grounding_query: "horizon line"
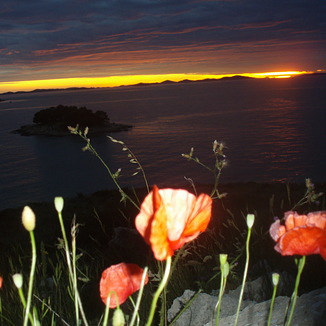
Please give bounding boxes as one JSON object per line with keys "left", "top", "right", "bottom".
{"left": 0, "top": 70, "right": 323, "bottom": 94}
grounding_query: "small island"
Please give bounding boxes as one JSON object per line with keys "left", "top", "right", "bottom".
{"left": 13, "top": 104, "right": 132, "bottom": 136}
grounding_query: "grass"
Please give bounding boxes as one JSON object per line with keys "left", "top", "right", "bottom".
{"left": 0, "top": 132, "right": 325, "bottom": 325}
{"left": 0, "top": 183, "right": 324, "bottom": 325}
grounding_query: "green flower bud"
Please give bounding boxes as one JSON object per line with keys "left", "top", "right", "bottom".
{"left": 54, "top": 197, "right": 64, "bottom": 213}
{"left": 272, "top": 273, "right": 280, "bottom": 286}
{"left": 223, "top": 262, "right": 230, "bottom": 277}
{"left": 219, "top": 254, "right": 228, "bottom": 267}
{"left": 22, "top": 206, "right": 36, "bottom": 231}
{"left": 112, "top": 308, "right": 125, "bottom": 326}
{"left": 12, "top": 273, "right": 23, "bottom": 289}
{"left": 246, "top": 214, "right": 255, "bottom": 229}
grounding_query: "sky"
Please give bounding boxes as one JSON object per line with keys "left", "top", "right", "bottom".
{"left": 0, "top": 0, "right": 325, "bottom": 92}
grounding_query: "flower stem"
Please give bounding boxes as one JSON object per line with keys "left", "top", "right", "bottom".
{"left": 102, "top": 298, "right": 111, "bottom": 326}
{"left": 72, "top": 130, "right": 140, "bottom": 210}
{"left": 267, "top": 273, "right": 280, "bottom": 326}
{"left": 215, "top": 271, "right": 226, "bottom": 325}
{"left": 56, "top": 202, "right": 89, "bottom": 326}
{"left": 145, "top": 257, "right": 172, "bottom": 326}
{"left": 215, "top": 255, "right": 229, "bottom": 326}
{"left": 233, "top": 219, "right": 253, "bottom": 326}
{"left": 23, "top": 230, "right": 37, "bottom": 326}
{"left": 285, "top": 256, "right": 306, "bottom": 326}
{"left": 129, "top": 267, "right": 149, "bottom": 326}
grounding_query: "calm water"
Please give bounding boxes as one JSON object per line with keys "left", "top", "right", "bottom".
{"left": 1, "top": 76, "right": 326, "bottom": 210}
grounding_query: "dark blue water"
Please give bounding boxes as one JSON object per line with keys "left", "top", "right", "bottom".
{"left": 1, "top": 76, "right": 325, "bottom": 210}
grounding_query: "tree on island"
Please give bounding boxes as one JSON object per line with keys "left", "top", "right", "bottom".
{"left": 13, "top": 104, "right": 132, "bottom": 136}
{"left": 33, "top": 105, "right": 110, "bottom": 129}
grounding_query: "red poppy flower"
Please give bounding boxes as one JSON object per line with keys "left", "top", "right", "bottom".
{"left": 135, "top": 185, "right": 212, "bottom": 261}
{"left": 270, "top": 211, "right": 326, "bottom": 259}
{"left": 99, "top": 263, "right": 148, "bottom": 308}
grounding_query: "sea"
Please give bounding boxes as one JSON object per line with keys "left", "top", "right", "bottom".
{"left": 1, "top": 75, "right": 326, "bottom": 211}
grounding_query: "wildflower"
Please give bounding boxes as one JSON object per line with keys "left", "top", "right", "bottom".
{"left": 22, "top": 206, "right": 36, "bottom": 231}
{"left": 269, "top": 211, "right": 326, "bottom": 259}
{"left": 135, "top": 185, "right": 212, "bottom": 260}
{"left": 12, "top": 273, "right": 23, "bottom": 289}
{"left": 99, "top": 263, "right": 148, "bottom": 308}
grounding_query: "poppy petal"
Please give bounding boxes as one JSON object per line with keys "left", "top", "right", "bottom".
{"left": 160, "top": 189, "right": 196, "bottom": 241}
{"left": 270, "top": 211, "right": 326, "bottom": 260}
{"left": 269, "top": 219, "right": 286, "bottom": 242}
{"left": 135, "top": 186, "right": 213, "bottom": 261}
{"left": 99, "top": 263, "right": 148, "bottom": 308}
{"left": 307, "top": 211, "right": 326, "bottom": 230}
{"left": 149, "top": 190, "right": 173, "bottom": 260}
{"left": 182, "top": 193, "right": 212, "bottom": 237}
{"left": 279, "top": 227, "right": 326, "bottom": 258}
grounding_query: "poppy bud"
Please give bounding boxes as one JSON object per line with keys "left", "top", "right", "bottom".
{"left": 54, "top": 197, "right": 64, "bottom": 213}
{"left": 112, "top": 308, "right": 125, "bottom": 326}
{"left": 22, "top": 206, "right": 36, "bottom": 231}
{"left": 246, "top": 214, "right": 255, "bottom": 229}
{"left": 272, "top": 273, "right": 280, "bottom": 286}
{"left": 219, "top": 254, "right": 228, "bottom": 267}
{"left": 12, "top": 273, "right": 23, "bottom": 289}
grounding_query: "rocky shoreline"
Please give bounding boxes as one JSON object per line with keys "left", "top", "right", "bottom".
{"left": 12, "top": 121, "right": 132, "bottom": 136}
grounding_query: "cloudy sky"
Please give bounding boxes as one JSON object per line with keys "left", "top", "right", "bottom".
{"left": 0, "top": 0, "right": 325, "bottom": 91}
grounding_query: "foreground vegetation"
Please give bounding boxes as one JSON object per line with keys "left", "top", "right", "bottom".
{"left": 0, "top": 129, "right": 325, "bottom": 325}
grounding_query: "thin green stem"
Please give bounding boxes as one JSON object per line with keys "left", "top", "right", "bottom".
{"left": 108, "top": 136, "right": 150, "bottom": 194}
{"left": 57, "top": 211, "right": 72, "bottom": 275}
{"left": 102, "top": 298, "right": 111, "bottom": 326}
{"left": 215, "top": 257, "right": 229, "bottom": 326}
{"left": 23, "top": 230, "right": 37, "bottom": 326}
{"left": 17, "top": 288, "right": 27, "bottom": 308}
{"left": 33, "top": 295, "right": 70, "bottom": 326}
{"left": 73, "top": 130, "right": 140, "bottom": 209}
{"left": 17, "top": 287, "right": 34, "bottom": 325}
{"left": 129, "top": 267, "right": 149, "bottom": 326}
{"left": 57, "top": 209, "right": 89, "bottom": 326}
{"left": 215, "top": 272, "right": 225, "bottom": 326}
{"left": 145, "top": 257, "right": 172, "bottom": 326}
{"left": 233, "top": 227, "right": 252, "bottom": 326}
{"left": 267, "top": 278, "right": 279, "bottom": 326}
{"left": 210, "top": 164, "right": 223, "bottom": 199}
{"left": 71, "top": 221, "right": 79, "bottom": 325}
{"left": 285, "top": 256, "right": 306, "bottom": 326}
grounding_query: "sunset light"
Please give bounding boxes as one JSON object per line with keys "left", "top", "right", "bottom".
{"left": 0, "top": 71, "right": 313, "bottom": 93}
{"left": 1, "top": 1, "right": 324, "bottom": 95}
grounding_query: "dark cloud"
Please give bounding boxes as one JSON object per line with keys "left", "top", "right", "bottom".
{"left": 0, "top": 0, "right": 325, "bottom": 82}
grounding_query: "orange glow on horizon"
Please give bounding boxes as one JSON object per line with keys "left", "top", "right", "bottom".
{"left": 0, "top": 70, "right": 315, "bottom": 93}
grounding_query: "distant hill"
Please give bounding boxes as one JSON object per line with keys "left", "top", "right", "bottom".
{"left": 1, "top": 72, "right": 325, "bottom": 96}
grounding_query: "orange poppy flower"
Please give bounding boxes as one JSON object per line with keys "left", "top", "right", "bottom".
{"left": 99, "top": 263, "right": 148, "bottom": 308}
{"left": 135, "top": 185, "right": 213, "bottom": 261}
{"left": 269, "top": 211, "right": 326, "bottom": 259}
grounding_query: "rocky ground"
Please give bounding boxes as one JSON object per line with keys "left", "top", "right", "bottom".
{"left": 168, "top": 278, "right": 326, "bottom": 326}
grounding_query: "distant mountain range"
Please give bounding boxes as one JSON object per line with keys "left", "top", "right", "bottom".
{"left": 1, "top": 72, "right": 325, "bottom": 96}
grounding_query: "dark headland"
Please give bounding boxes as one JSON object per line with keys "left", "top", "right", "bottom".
{"left": 12, "top": 104, "right": 132, "bottom": 136}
